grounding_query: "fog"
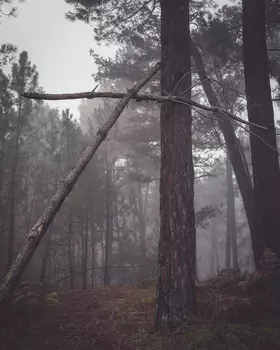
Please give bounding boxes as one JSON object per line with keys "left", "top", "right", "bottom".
{"left": 1, "top": 0, "right": 278, "bottom": 292}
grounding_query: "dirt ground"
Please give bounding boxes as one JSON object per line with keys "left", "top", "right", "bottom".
{"left": 0, "top": 285, "right": 155, "bottom": 350}
{"left": 2, "top": 272, "right": 280, "bottom": 350}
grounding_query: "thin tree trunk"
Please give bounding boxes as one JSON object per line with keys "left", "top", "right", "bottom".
{"left": 82, "top": 202, "right": 89, "bottom": 289}
{"left": 242, "top": 0, "right": 280, "bottom": 264}
{"left": 0, "top": 62, "right": 160, "bottom": 307}
{"left": 210, "top": 228, "right": 217, "bottom": 276}
{"left": 7, "top": 99, "right": 22, "bottom": 271}
{"left": 136, "top": 181, "right": 146, "bottom": 261}
{"left": 91, "top": 228, "right": 95, "bottom": 288}
{"left": 40, "top": 224, "right": 54, "bottom": 283}
{"left": 155, "top": 0, "right": 196, "bottom": 332}
{"left": 226, "top": 156, "right": 239, "bottom": 269}
{"left": 68, "top": 217, "right": 75, "bottom": 290}
{"left": 104, "top": 141, "right": 114, "bottom": 286}
{"left": 226, "top": 155, "right": 234, "bottom": 269}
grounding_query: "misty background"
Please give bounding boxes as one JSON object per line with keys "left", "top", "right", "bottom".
{"left": 1, "top": 0, "right": 280, "bottom": 290}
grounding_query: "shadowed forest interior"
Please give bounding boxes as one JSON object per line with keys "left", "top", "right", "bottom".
{"left": 1, "top": 0, "right": 280, "bottom": 349}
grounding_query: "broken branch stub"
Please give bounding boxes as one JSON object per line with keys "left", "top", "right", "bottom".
{"left": 0, "top": 61, "right": 161, "bottom": 308}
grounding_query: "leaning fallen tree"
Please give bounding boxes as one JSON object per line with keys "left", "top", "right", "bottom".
{"left": 0, "top": 62, "right": 161, "bottom": 308}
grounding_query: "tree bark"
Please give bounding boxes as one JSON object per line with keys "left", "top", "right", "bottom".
{"left": 242, "top": 0, "right": 280, "bottom": 264}
{"left": 0, "top": 62, "right": 160, "bottom": 308}
{"left": 155, "top": 0, "right": 196, "bottom": 332}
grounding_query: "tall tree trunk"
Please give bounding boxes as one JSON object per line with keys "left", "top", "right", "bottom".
{"left": 91, "top": 232, "right": 95, "bottom": 288}
{"left": 210, "top": 226, "right": 217, "bottom": 276}
{"left": 7, "top": 100, "right": 22, "bottom": 271}
{"left": 242, "top": 0, "right": 280, "bottom": 265}
{"left": 155, "top": 0, "right": 196, "bottom": 332}
{"left": 226, "top": 154, "right": 239, "bottom": 269}
{"left": 136, "top": 181, "right": 147, "bottom": 281}
{"left": 226, "top": 156, "right": 239, "bottom": 269}
{"left": 82, "top": 203, "right": 89, "bottom": 289}
{"left": 191, "top": 41, "right": 255, "bottom": 261}
{"left": 40, "top": 224, "right": 54, "bottom": 283}
{"left": 67, "top": 217, "right": 75, "bottom": 290}
{"left": 104, "top": 140, "right": 114, "bottom": 286}
{"left": 136, "top": 181, "right": 146, "bottom": 261}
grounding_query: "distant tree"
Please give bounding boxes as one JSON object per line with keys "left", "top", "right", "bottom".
{"left": 6, "top": 51, "right": 40, "bottom": 271}
{"left": 225, "top": 154, "right": 238, "bottom": 269}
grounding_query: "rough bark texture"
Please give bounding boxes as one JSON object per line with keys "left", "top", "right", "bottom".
{"left": 155, "top": 0, "right": 196, "bottom": 332}
{"left": 242, "top": 0, "right": 280, "bottom": 264}
{"left": 0, "top": 62, "right": 160, "bottom": 308}
{"left": 226, "top": 155, "right": 238, "bottom": 269}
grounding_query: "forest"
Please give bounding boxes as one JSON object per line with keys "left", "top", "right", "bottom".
{"left": 1, "top": 0, "right": 280, "bottom": 349}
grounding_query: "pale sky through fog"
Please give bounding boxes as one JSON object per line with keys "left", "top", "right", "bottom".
{"left": 0, "top": 0, "right": 244, "bottom": 117}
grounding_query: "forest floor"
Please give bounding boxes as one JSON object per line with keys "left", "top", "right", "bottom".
{"left": 2, "top": 271, "right": 280, "bottom": 350}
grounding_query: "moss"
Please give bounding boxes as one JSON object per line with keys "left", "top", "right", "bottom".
{"left": 44, "top": 292, "right": 59, "bottom": 304}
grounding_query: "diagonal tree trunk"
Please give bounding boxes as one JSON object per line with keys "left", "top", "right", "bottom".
{"left": 191, "top": 41, "right": 256, "bottom": 264}
{"left": 0, "top": 62, "right": 160, "bottom": 308}
{"left": 155, "top": 0, "right": 196, "bottom": 332}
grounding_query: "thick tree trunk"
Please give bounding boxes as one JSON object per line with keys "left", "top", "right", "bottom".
{"left": 242, "top": 0, "right": 280, "bottom": 264}
{"left": 155, "top": 0, "right": 196, "bottom": 332}
{"left": 191, "top": 41, "right": 255, "bottom": 260}
{"left": 0, "top": 62, "right": 160, "bottom": 308}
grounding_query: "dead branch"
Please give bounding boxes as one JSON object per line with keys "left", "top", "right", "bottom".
{"left": 22, "top": 90, "right": 267, "bottom": 131}
{"left": 0, "top": 62, "right": 161, "bottom": 309}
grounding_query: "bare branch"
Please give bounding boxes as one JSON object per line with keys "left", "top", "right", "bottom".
{"left": 0, "top": 62, "right": 161, "bottom": 309}
{"left": 23, "top": 90, "right": 267, "bottom": 131}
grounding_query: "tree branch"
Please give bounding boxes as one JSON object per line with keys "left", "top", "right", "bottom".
{"left": 0, "top": 62, "right": 161, "bottom": 309}
{"left": 22, "top": 90, "right": 267, "bottom": 131}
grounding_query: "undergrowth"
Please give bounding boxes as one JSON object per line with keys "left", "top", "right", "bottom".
{"left": 2, "top": 269, "right": 280, "bottom": 350}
